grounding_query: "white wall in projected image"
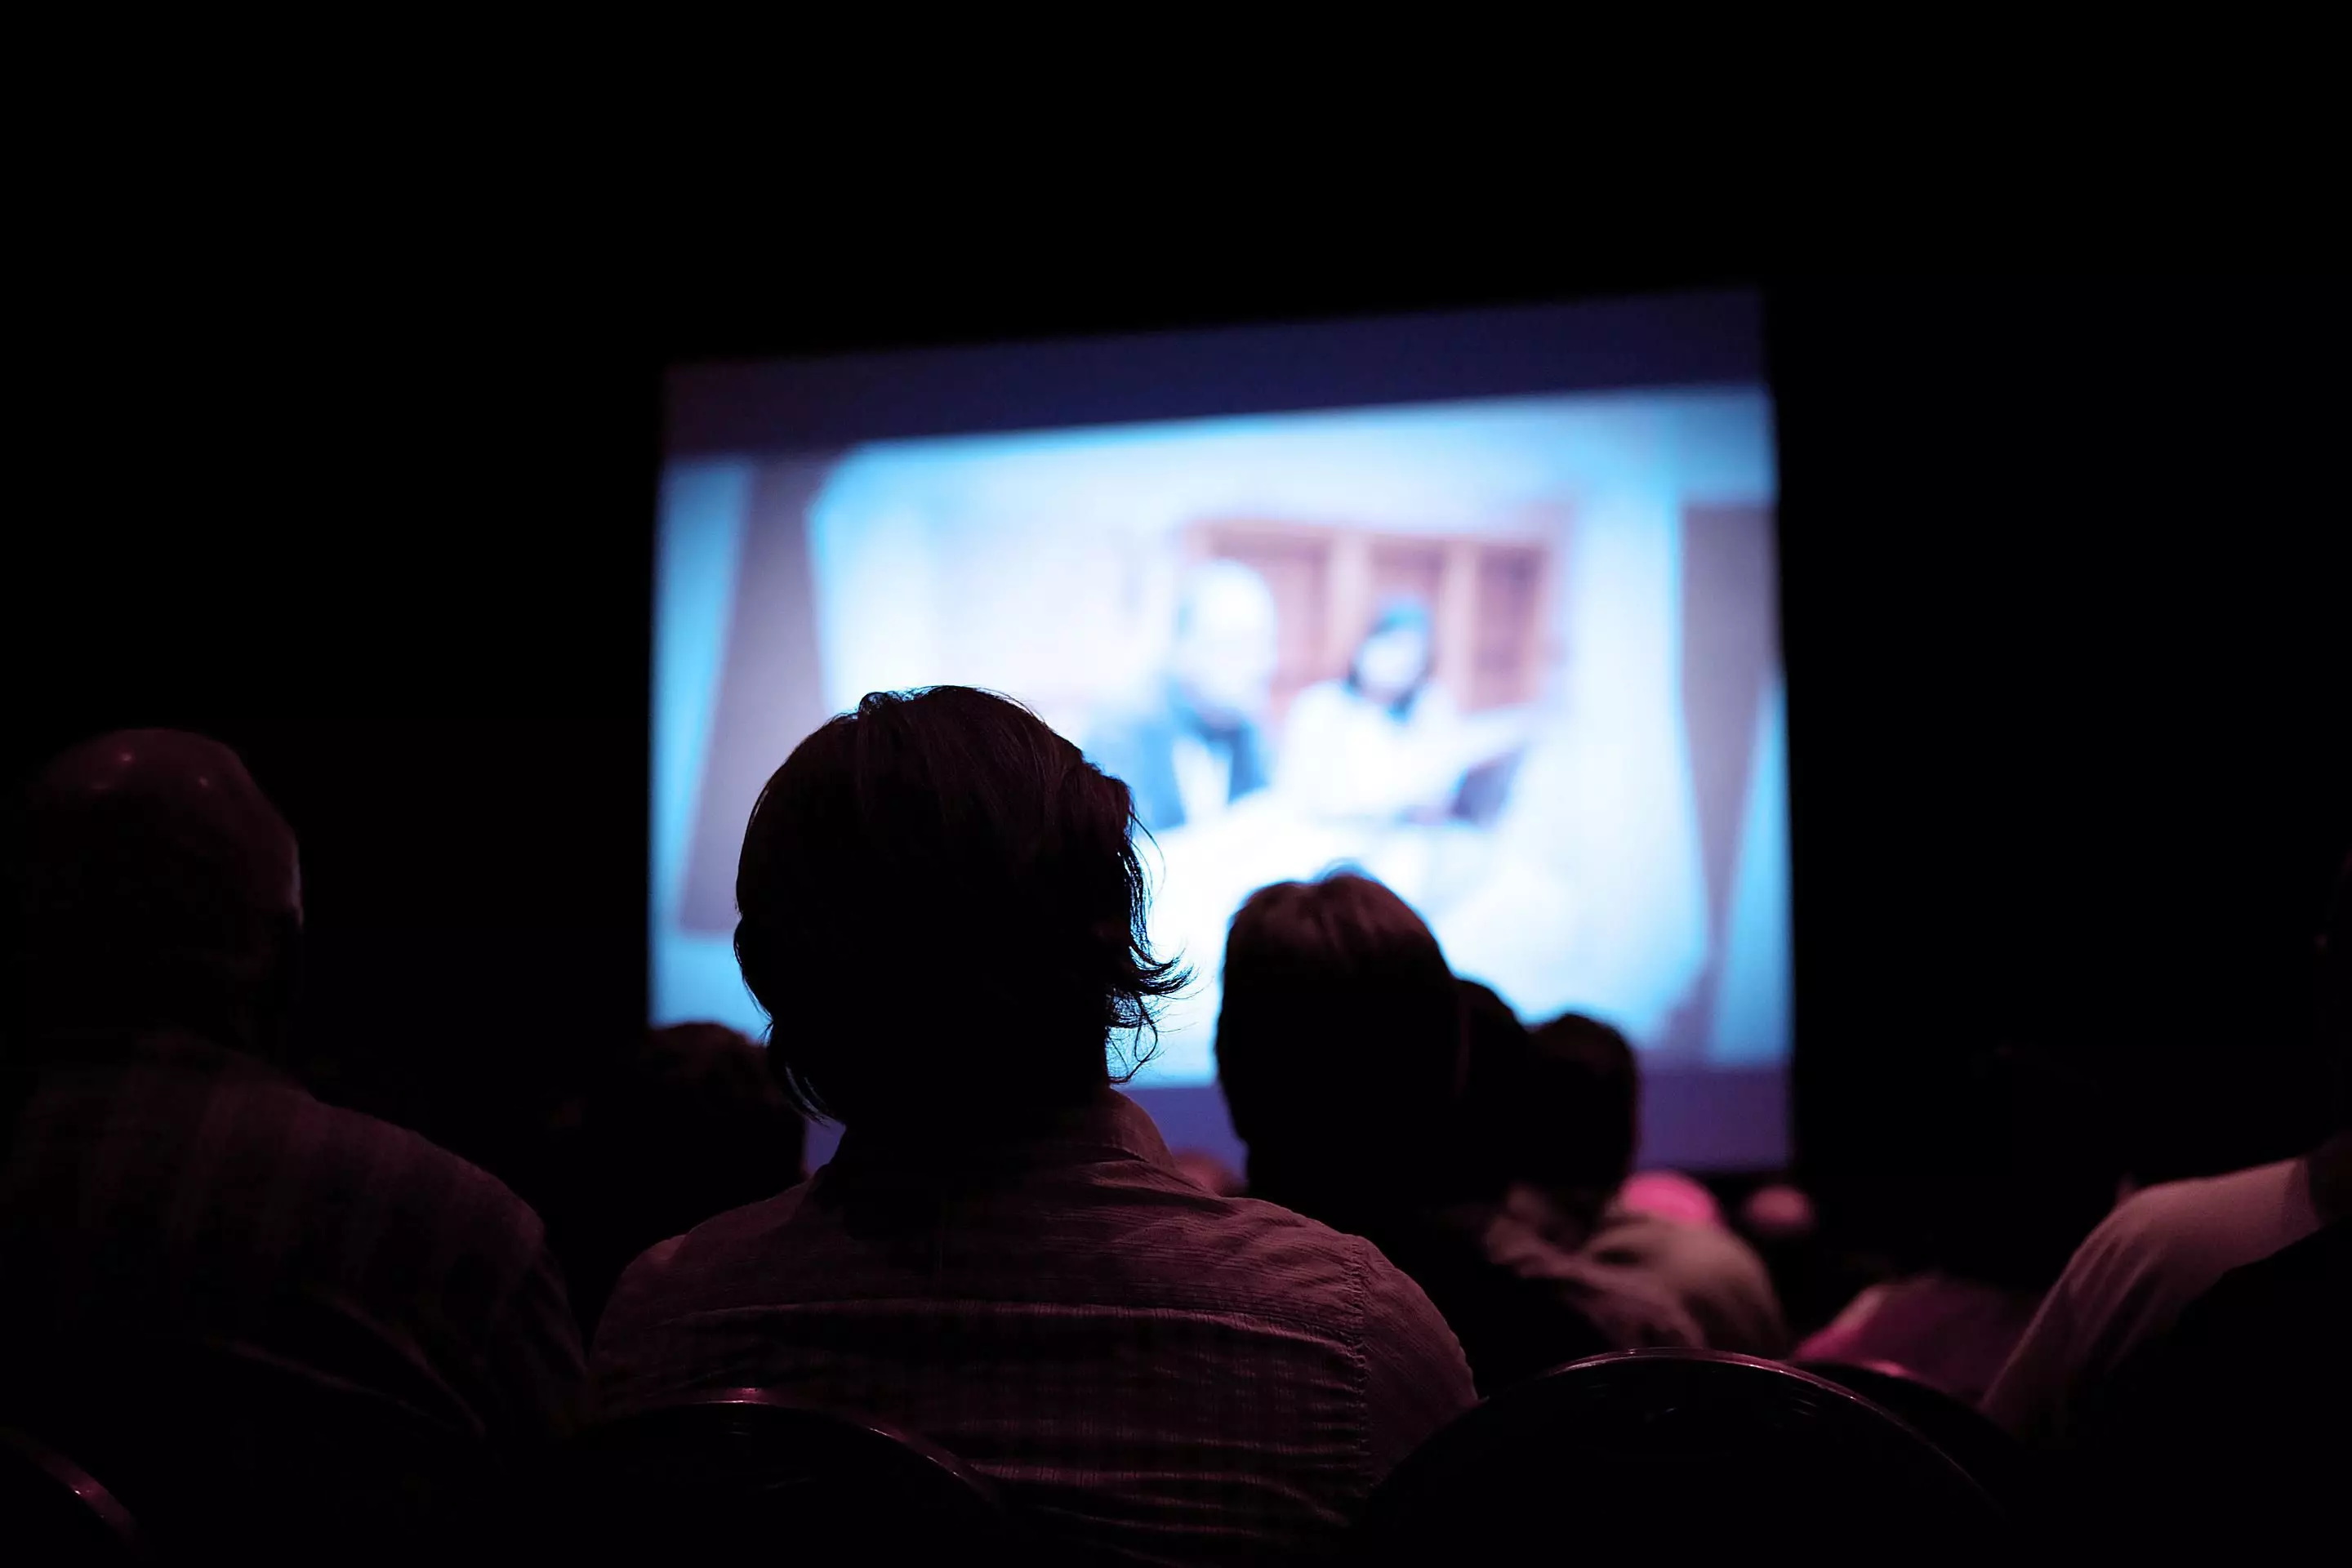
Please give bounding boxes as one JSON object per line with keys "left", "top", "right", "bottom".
{"left": 653, "top": 386, "right": 1788, "bottom": 1098}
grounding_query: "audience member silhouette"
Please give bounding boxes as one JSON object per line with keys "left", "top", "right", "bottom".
{"left": 2065, "top": 1218, "right": 2350, "bottom": 1553}
{"left": 0, "top": 730, "right": 584, "bottom": 1560}
{"left": 1451, "top": 978, "right": 1535, "bottom": 1193}
{"left": 1984, "top": 852, "right": 2352, "bottom": 1447}
{"left": 590, "top": 688, "right": 1475, "bottom": 1566}
{"left": 2060, "top": 858, "right": 2352, "bottom": 1547}
{"left": 1218, "top": 874, "right": 1673, "bottom": 1396}
{"left": 1798, "top": 1045, "right": 2120, "bottom": 1402}
{"left": 535, "top": 1021, "right": 805, "bottom": 1337}
{"left": 1484, "top": 1009, "right": 1788, "bottom": 1356}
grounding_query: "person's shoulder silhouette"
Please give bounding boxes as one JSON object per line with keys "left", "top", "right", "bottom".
{"left": 595, "top": 688, "right": 1473, "bottom": 1566}
{"left": 2071, "top": 1220, "right": 2351, "bottom": 1549}
{"left": 0, "top": 729, "right": 585, "bottom": 1557}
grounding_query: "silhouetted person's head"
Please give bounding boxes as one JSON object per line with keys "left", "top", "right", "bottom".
{"left": 1921, "top": 1045, "right": 2120, "bottom": 1292}
{"left": 1454, "top": 978, "right": 1530, "bottom": 1192}
{"left": 734, "top": 687, "right": 1183, "bottom": 1129}
{"left": 1216, "top": 871, "right": 1463, "bottom": 1205}
{"left": 10, "top": 730, "right": 301, "bottom": 1060}
{"left": 1459, "top": 981, "right": 1526, "bottom": 1071}
{"left": 545, "top": 1021, "right": 806, "bottom": 1333}
{"left": 1515, "top": 1013, "right": 1640, "bottom": 1208}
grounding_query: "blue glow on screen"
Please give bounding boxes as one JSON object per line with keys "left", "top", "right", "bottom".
{"left": 652, "top": 387, "right": 1787, "bottom": 1100}
{"left": 651, "top": 462, "right": 759, "bottom": 1035}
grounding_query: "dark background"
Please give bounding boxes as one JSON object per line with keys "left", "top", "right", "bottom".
{"left": 9, "top": 270, "right": 2346, "bottom": 1254}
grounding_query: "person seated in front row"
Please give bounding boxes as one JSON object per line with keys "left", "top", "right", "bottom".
{"left": 2060, "top": 1218, "right": 2351, "bottom": 1556}
{"left": 1983, "top": 851, "right": 2352, "bottom": 1450}
{"left": 1471, "top": 1000, "right": 1788, "bottom": 1358}
{"left": 533, "top": 1020, "right": 806, "bottom": 1338}
{"left": 589, "top": 688, "right": 1476, "bottom": 1567}
{"left": 1216, "top": 875, "right": 1696, "bottom": 1398}
{"left": 0, "top": 731, "right": 585, "bottom": 1560}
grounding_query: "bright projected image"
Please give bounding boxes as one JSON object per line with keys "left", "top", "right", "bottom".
{"left": 653, "top": 378, "right": 1788, "bottom": 1147}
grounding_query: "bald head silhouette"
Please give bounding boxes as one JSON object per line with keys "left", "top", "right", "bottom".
{"left": 12, "top": 730, "right": 301, "bottom": 1057}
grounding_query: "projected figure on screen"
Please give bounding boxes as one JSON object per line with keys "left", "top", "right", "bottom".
{"left": 1083, "top": 559, "right": 1280, "bottom": 833}
{"left": 1278, "top": 599, "right": 1490, "bottom": 825}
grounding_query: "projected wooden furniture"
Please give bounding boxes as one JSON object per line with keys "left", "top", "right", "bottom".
{"left": 1183, "top": 519, "right": 1557, "bottom": 724}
